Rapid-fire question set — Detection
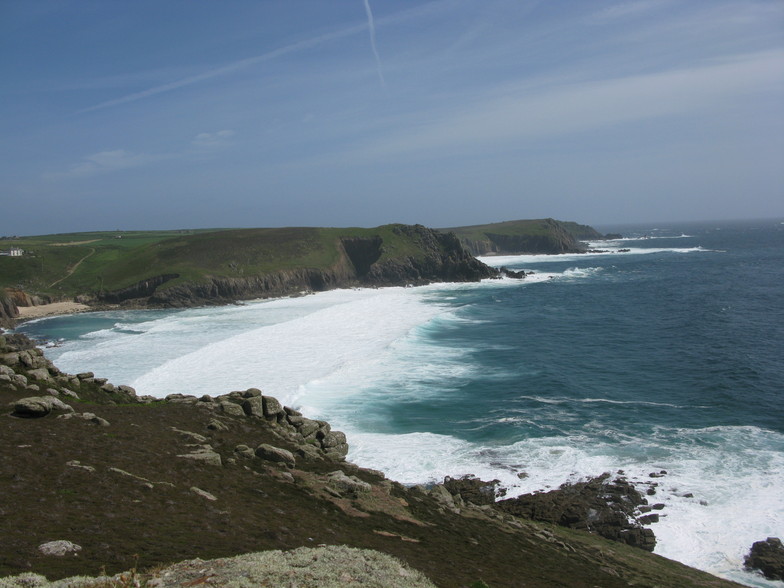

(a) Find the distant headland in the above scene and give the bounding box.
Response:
[0,219,617,326]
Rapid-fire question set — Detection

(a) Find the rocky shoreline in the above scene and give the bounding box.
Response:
[0,331,757,586]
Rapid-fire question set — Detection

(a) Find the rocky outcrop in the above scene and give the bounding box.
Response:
[364,225,495,285]
[98,274,180,304]
[496,473,657,551]
[745,537,784,580]
[0,293,18,328]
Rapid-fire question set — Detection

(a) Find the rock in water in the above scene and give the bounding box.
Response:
[496,473,657,551]
[745,537,784,581]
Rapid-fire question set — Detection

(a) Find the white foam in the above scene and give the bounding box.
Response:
[339,423,784,586]
[480,247,710,267]
[129,286,464,404]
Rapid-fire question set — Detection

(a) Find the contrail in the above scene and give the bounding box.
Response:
[363,0,387,90]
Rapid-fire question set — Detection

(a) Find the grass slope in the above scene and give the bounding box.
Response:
[0,225,453,301]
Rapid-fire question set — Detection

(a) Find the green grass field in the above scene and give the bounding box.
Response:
[0,225,455,300]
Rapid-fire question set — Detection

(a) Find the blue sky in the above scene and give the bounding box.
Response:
[2,0,783,235]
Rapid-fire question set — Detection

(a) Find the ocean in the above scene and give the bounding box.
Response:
[18,219,784,586]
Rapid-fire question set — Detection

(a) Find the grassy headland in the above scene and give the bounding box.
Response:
[443,218,607,255]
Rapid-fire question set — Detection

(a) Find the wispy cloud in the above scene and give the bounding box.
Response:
[47,129,237,179]
[363,0,387,90]
[191,130,236,150]
[323,49,784,163]
[47,149,159,179]
[594,0,669,21]
[76,24,368,114]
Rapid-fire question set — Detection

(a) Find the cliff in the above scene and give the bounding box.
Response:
[443,218,601,256]
[0,333,742,587]
[96,224,496,308]
[0,292,18,328]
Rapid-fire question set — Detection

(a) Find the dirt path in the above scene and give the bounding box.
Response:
[48,248,95,288]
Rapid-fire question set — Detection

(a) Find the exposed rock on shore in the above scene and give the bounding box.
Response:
[744,537,784,581]
[495,473,657,551]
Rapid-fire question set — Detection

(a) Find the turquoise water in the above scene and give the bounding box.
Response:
[18,219,784,586]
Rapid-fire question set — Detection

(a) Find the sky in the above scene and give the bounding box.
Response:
[1,0,783,235]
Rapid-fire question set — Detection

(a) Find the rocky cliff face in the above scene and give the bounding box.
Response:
[96,225,496,308]
[363,225,496,286]
[0,292,18,328]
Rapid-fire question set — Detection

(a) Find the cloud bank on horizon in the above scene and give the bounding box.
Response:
[1,0,782,235]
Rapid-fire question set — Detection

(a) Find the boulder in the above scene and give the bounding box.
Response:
[242,396,264,417]
[320,431,347,449]
[294,418,320,439]
[26,368,52,382]
[207,418,229,431]
[37,540,82,557]
[255,444,295,466]
[745,537,784,581]
[117,384,137,396]
[324,443,349,460]
[190,486,217,501]
[262,395,283,418]
[234,444,255,459]
[11,396,74,418]
[442,475,504,506]
[177,447,222,467]
[219,401,245,417]
[326,470,371,496]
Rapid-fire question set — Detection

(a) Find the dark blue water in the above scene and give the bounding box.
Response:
[350,220,784,442]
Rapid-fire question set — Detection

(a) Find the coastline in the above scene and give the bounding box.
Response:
[15,301,92,321]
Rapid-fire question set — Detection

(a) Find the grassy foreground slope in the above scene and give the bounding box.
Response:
[0,333,741,588]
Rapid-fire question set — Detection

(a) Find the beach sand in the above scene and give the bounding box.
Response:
[16,301,91,320]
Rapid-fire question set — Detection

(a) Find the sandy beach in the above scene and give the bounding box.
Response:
[16,301,92,320]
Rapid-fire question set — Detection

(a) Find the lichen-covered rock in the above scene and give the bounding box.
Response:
[37,540,81,557]
[177,447,222,467]
[242,395,264,417]
[262,395,283,418]
[190,486,217,501]
[255,443,295,466]
[326,471,372,496]
[10,396,73,418]
[321,431,347,449]
[234,444,255,459]
[219,401,244,417]
[26,368,53,382]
